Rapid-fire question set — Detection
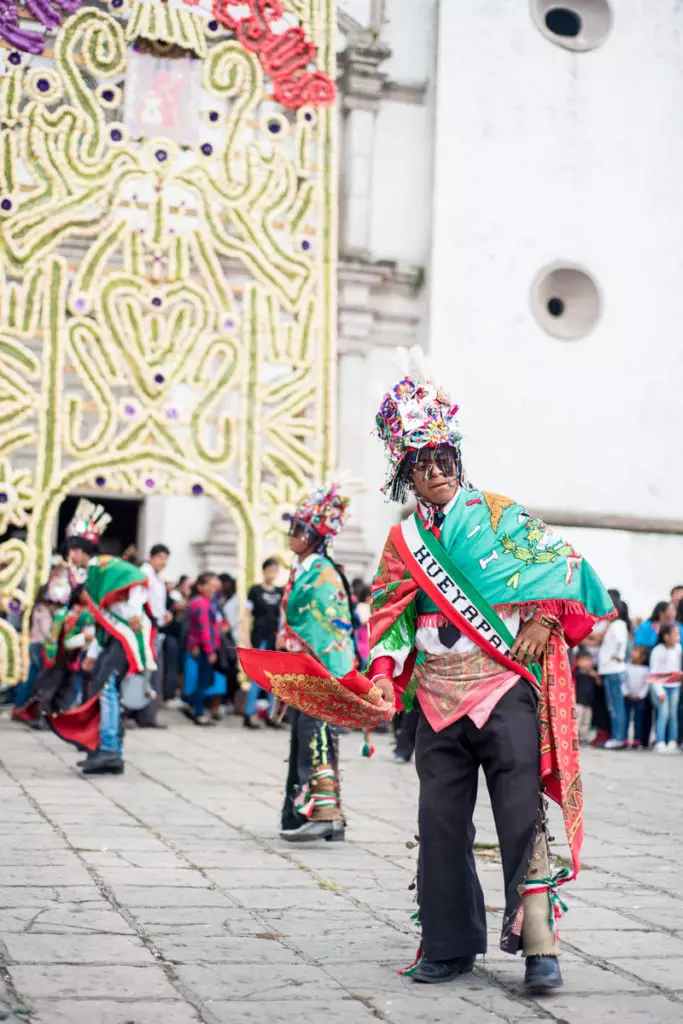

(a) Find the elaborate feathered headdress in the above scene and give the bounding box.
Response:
[375,347,462,501]
[65,499,112,543]
[284,483,351,542]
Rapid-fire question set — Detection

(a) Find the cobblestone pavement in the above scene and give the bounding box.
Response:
[1,714,683,1024]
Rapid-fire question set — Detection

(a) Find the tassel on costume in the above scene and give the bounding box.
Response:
[361,728,375,758]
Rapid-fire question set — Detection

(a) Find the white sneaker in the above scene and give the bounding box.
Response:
[604,739,625,750]
[667,741,680,753]
[654,741,668,753]
[164,698,184,709]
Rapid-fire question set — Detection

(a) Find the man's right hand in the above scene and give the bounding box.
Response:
[82,657,96,673]
[372,675,395,705]
[128,616,142,634]
[208,653,218,666]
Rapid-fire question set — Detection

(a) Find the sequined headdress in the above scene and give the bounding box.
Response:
[65,499,112,543]
[284,483,351,546]
[375,351,462,501]
[45,572,71,606]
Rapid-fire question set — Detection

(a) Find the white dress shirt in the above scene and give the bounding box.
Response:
[141,562,168,626]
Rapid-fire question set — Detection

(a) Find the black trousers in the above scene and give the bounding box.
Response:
[281,709,340,831]
[416,681,541,960]
[394,707,419,761]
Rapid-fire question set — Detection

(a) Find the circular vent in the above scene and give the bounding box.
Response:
[530,1,612,52]
[530,264,602,340]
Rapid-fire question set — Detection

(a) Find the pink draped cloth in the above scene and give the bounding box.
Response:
[414,649,521,732]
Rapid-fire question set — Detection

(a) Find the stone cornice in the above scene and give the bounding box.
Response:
[382,79,428,105]
[339,256,424,292]
[336,10,391,111]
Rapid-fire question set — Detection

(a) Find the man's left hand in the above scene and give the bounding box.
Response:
[510,620,551,666]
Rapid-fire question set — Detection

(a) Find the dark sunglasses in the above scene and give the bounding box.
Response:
[410,448,458,478]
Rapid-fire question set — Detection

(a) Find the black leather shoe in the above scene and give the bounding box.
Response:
[524,955,563,994]
[80,750,124,775]
[412,956,475,984]
[76,751,97,769]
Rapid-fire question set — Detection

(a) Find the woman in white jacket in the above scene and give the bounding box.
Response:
[597,600,631,750]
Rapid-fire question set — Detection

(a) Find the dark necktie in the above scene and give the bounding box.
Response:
[431,507,462,650]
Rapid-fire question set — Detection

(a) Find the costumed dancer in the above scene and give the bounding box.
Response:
[32,584,95,716]
[278,484,356,843]
[10,571,73,725]
[368,367,613,992]
[57,500,157,776]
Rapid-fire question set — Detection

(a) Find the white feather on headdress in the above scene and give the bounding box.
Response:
[390,344,433,383]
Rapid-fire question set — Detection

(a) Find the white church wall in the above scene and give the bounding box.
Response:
[140,495,213,580]
[428,0,683,532]
[543,523,683,622]
[370,99,433,264]
[380,0,436,83]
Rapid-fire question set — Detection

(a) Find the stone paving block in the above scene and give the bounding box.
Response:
[96,868,212,888]
[367,989,542,1024]
[205,998,382,1023]
[29,1000,202,1024]
[577,887,678,909]
[126,906,263,936]
[63,829,170,851]
[4,933,155,965]
[560,907,650,932]
[567,929,683,958]
[154,934,303,964]
[628,905,683,930]
[338,888,412,911]
[175,962,347,1001]
[205,868,325,890]
[24,905,136,935]
[323,961,417,994]
[9,964,178,1000]
[617,957,683,990]
[261,908,384,939]
[312,868,411,892]
[107,886,234,907]
[289,934,417,965]
[1,864,94,887]
[0,886,102,908]
[0,850,84,867]
[185,847,287,869]
[228,886,348,912]
[83,851,191,870]
[532,993,683,1023]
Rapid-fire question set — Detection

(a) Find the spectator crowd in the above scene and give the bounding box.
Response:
[0,544,378,735]
[3,549,682,757]
[574,585,683,753]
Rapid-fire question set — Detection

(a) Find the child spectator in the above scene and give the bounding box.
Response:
[573,648,597,744]
[623,646,650,749]
[648,624,683,753]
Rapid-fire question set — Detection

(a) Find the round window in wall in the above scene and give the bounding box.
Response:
[530,1,612,51]
[530,263,602,340]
